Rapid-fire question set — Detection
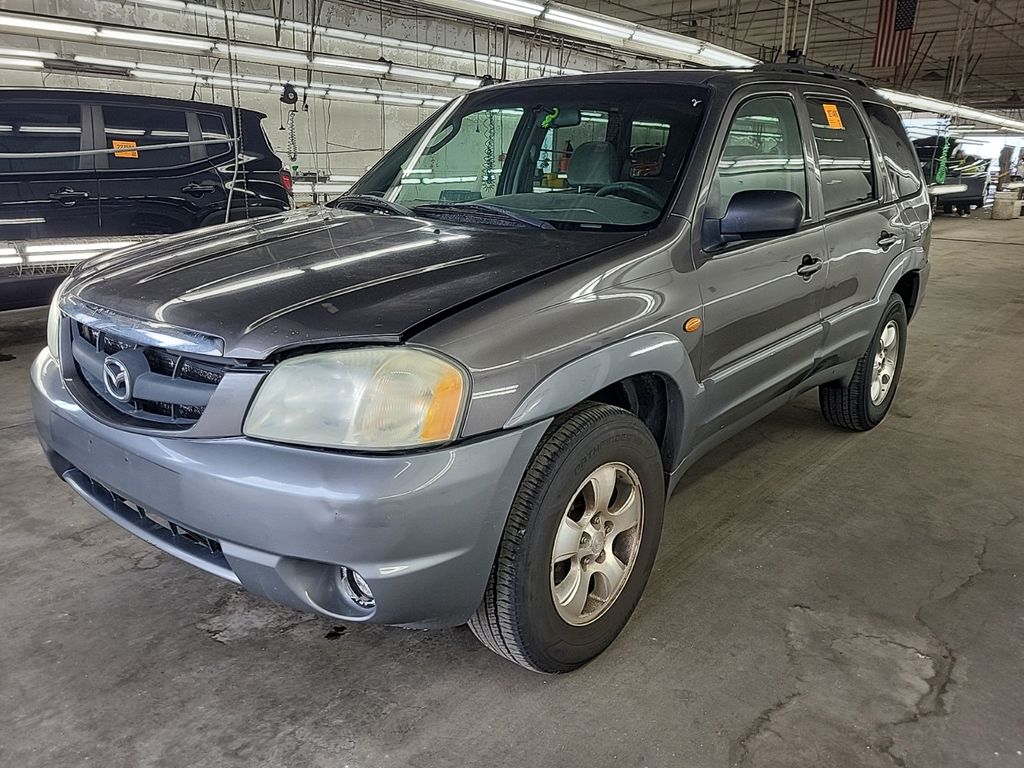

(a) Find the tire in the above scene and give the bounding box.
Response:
[469,402,665,673]
[819,293,908,431]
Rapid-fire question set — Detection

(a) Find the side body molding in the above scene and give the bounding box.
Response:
[503,332,704,468]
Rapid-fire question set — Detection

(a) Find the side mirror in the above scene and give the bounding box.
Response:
[717,189,804,242]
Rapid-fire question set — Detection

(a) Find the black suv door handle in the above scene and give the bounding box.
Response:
[49,187,90,205]
[796,254,823,280]
[877,231,900,250]
[181,182,217,196]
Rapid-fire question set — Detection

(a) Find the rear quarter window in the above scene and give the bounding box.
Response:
[806,98,876,213]
[199,112,232,158]
[864,102,922,198]
[0,103,82,174]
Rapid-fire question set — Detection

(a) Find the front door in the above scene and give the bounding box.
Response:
[694,92,827,437]
[0,100,101,245]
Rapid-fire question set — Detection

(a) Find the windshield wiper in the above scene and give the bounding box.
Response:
[330,194,415,217]
[412,202,554,230]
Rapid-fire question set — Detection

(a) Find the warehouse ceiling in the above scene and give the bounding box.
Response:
[561,0,1024,109]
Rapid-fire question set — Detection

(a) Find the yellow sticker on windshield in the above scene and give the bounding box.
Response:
[822,103,844,130]
[112,139,138,158]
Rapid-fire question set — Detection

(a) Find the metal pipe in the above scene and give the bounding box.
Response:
[801,0,816,58]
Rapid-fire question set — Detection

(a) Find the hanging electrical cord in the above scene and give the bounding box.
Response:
[220,0,244,225]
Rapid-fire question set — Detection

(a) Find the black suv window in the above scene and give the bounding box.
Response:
[864,102,922,199]
[806,98,875,213]
[102,105,191,170]
[0,103,82,174]
[716,96,806,217]
[199,112,232,158]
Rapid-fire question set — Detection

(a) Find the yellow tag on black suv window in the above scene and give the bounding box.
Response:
[112,140,139,158]
[822,103,844,130]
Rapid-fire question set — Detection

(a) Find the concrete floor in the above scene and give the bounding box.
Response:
[1,215,1022,768]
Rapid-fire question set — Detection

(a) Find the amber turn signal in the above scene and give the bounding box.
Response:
[684,316,702,333]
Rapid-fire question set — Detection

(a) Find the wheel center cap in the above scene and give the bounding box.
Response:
[587,527,606,555]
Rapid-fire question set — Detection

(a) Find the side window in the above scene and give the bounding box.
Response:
[0,103,82,174]
[102,106,191,170]
[864,102,922,198]
[716,97,806,216]
[199,113,232,158]
[806,98,875,212]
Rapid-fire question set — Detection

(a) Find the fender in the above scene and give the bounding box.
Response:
[503,332,705,473]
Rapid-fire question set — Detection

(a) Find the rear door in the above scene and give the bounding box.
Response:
[0,100,101,244]
[694,89,828,436]
[803,93,915,364]
[95,103,212,236]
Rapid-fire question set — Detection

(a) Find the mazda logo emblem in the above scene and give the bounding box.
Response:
[102,357,133,402]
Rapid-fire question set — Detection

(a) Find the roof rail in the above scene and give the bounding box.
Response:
[752,63,868,88]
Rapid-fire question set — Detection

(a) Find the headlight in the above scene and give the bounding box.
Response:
[243,347,468,450]
[46,279,70,362]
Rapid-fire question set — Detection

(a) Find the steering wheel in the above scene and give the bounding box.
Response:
[594,181,665,209]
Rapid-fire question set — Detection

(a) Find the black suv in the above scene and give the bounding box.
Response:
[1,90,291,310]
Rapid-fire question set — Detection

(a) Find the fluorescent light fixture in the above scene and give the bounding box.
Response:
[453,76,483,89]
[329,175,362,182]
[699,46,757,66]
[0,255,22,266]
[630,29,700,54]
[327,90,378,103]
[27,252,103,264]
[136,0,187,8]
[312,55,389,74]
[216,42,308,65]
[461,0,544,16]
[0,47,57,59]
[321,28,366,42]
[542,8,634,39]
[99,28,213,49]
[0,12,97,36]
[390,66,455,84]
[207,78,274,92]
[136,62,194,74]
[74,55,137,68]
[0,56,45,68]
[132,70,199,84]
[0,246,19,256]
[379,95,426,106]
[27,241,137,253]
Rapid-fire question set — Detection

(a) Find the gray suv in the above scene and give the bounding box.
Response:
[31,66,930,673]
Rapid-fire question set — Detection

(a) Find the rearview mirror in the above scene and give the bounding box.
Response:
[534,106,581,129]
[715,189,803,243]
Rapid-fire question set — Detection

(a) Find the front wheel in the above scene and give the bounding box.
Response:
[819,292,908,431]
[469,403,665,673]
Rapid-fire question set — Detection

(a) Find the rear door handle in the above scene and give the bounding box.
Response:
[181,182,217,196]
[49,187,90,205]
[796,254,823,280]
[877,231,900,250]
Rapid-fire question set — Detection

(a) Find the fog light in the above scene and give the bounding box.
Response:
[339,567,375,608]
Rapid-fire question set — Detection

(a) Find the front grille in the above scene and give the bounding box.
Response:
[70,320,231,428]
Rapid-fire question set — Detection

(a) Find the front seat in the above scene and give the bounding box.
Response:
[567,141,618,189]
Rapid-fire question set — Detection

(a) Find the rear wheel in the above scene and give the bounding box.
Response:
[819,293,908,431]
[469,403,665,673]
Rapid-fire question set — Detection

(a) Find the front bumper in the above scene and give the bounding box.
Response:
[31,351,549,627]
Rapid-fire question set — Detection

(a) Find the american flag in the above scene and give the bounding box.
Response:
[873,0,918,69]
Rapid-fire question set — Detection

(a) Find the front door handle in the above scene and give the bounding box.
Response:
[877,231,900,250]
[181,182,217,196]
[49,187,90,205]
[796,254,823,280]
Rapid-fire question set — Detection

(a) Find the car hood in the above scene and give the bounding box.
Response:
[65,207,639,359]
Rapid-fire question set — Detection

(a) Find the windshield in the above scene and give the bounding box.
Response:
[350,82,707,230]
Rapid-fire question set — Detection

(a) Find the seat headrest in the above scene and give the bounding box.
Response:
[568,141,617,187]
